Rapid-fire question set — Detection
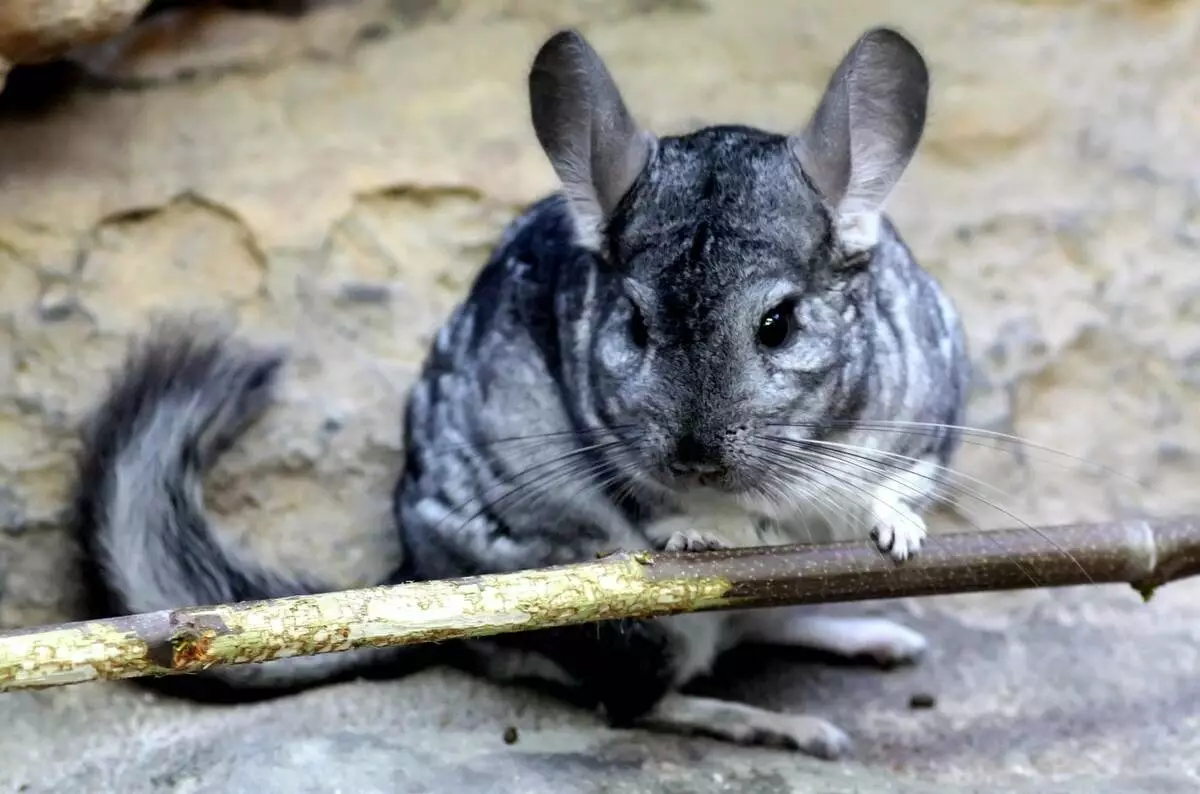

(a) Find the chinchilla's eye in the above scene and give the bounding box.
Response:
[629,303,649,348]
[757,300,797,349]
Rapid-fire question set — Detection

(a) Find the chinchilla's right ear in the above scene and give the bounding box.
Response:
[789,28,930,255]
[529,29,656,251]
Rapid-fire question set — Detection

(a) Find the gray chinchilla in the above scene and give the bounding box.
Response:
[72,26,969,759]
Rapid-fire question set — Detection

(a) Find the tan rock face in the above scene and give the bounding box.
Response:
[0,0,148,74]
[1,0,1200,786]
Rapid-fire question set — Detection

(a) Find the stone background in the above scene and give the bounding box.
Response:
[1,1,1199,791]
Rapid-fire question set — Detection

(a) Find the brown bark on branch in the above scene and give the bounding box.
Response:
[1,517,1197,693]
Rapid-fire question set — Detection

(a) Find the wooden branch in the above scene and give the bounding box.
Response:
[2,517,1198,693]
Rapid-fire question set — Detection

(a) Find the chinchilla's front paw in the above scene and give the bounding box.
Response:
[662,529,729,553]
[869,503,926,562]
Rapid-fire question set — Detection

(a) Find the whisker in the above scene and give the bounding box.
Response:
[545,455,644,528]
[764,434,1023,516]
[432,425,637,455]
[743,446,851,528]
[746,442,921,545]
[782,439,1089,583]
[757,477,826,545]
[824,452,1047,585]
[445,454,617,541]
[765,419,1136,483]
[751,437,1069,586]
[433,439,625,538]
[607,454,659,510]
[513,442,662,547]
[443,432,659,546]
[748,439,1040,583]
[741,447,861,544]
[750,454,937,572]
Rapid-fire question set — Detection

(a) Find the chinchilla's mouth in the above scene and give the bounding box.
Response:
[665,470,737,493]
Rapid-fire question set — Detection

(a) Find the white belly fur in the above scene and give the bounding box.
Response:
[642,488,879,688]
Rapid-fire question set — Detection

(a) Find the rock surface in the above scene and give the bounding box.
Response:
[0,0,148,86]
[2,0,1200,791]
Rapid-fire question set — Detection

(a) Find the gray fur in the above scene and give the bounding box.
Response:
[394,29,968,753]
[529,30,656,250]
[74,28,969,755]
[790,28,929,252]
[72,322,406,696]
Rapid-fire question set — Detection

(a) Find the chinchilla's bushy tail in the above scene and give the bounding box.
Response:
[71,319,415,702]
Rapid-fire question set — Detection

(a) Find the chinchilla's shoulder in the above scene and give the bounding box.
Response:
[873,215,921,273]
[462,193,590,309]
[493,193,576,257]
[428,192,594,369]
[480,193,594,289]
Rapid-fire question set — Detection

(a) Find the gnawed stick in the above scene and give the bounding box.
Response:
[2,517,1198,693]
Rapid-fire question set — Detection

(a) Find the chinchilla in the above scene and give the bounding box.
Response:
[72,26,968,758]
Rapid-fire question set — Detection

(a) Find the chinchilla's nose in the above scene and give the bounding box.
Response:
[669,432,724,474]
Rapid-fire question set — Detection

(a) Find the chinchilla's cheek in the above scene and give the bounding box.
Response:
[779,336,838,374]
[593,317,644,378]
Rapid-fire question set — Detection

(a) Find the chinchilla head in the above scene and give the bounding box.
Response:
[528,28,929,502]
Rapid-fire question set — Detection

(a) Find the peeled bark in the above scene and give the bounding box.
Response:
[1,517,1197,693]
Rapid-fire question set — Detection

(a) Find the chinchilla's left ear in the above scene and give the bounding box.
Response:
[528,29,657,250]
